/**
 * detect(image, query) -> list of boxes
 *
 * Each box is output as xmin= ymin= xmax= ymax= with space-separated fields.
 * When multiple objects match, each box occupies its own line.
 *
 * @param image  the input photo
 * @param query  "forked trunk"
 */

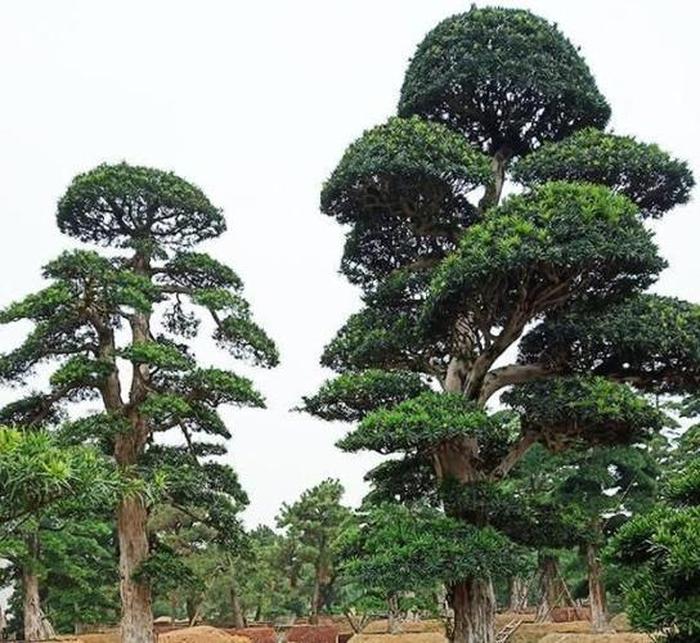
xmin=587 ymin=542 xmax=609 ymax=632
xmin=23 ymin=532 xmax=55 ymax=642
xmin=508 ymin=575 xmax=529 ymax=612
xmin=449 ymin=577 xmax=496 ymax=643
xmin=117 ymin=495 xmax=153 ymax=643
xmin=387 ymin=594 xmax=401 ymax=634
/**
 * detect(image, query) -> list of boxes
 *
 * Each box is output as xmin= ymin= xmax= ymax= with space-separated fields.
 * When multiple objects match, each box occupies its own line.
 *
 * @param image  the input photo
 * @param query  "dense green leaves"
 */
xmin=399 ymin=7 xmax=610 ymax=155
xmin=503 ymin=377 xmax=667 ymax=450
xmin=321 ymin=117 xmax=490 ymax=287
xmin=301 ymin=370 xmax=427 ymax=422
xmin=339 ymin=391 xmax=496 ymax=454
xmin=341 ymin=504 xmax=521 ymax=591
xmin=512 ymin=128 xmax=694 ymax=218
xmin=0 ymin=427 xmax=115 ymax=526
xmin=424 ymin=182 xmax=664 ymax=331
xmin=57 ymin=163 xmax=225 ymax=248
xmin=520 ymin=294 xmax=700 ymax=394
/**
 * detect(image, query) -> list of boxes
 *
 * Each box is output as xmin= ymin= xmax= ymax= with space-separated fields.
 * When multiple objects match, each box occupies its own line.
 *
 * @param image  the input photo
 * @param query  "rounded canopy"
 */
xmin=399 ymin=7 xmax=610 ymax=156
xmin=57 ymin=162 xmax=225 ymax=249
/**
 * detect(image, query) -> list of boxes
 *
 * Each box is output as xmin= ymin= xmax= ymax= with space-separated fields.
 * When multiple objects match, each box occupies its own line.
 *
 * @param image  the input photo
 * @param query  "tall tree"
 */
xmin=276 ymin=479 xmax=353 ymax=623
xmin=304 ymin=7 xmax=696 ymax=642
xmin=0 ymin=163 xmax=278 ymax=643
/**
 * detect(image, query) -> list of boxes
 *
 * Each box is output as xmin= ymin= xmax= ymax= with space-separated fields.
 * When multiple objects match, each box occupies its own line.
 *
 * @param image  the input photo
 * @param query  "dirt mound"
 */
xmin=538 ymin=634 xmax=651 ymax=643
xmin=160 ymin=626 xmax=251 ymax=643
xmin=225 ymin=626 xmax=275 ymax=643
xmin=361 ymin=620 xmax=445 ymax=635
xmin=76 ymin=631 xmax=120 ymax=643
xmin=508 ymin=621 xmax=590 ymax=643
xmin=349 ymin=634 xmax=446 ymax=643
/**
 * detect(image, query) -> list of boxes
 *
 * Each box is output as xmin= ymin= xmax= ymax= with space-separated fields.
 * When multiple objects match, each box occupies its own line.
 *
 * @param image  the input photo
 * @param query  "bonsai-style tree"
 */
xmin=0 ymin=163 xmax=278 ymax=643
xmin=276 ymin=479 xmax=353 ymax=623
xmin=303 ymin=7 xmax=697 ymax=642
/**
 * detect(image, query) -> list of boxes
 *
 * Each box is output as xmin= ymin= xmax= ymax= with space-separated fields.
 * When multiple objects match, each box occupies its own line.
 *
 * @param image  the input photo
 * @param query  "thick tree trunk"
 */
xmin=310 ymin=577 xmax=321 ymax=625
xmin=508 ymin=575 xmax=528 ymax=613
xmin=23 ymin=532 xmax=54 ymax=642
xmin=117 ymin=495 xmax=153 ymax=643
xmin=587 ymin=542 xmax=609 ymax=632
xmin=449 ymin=577 xmax=496 ymax=643
xmin=230 ymin=583 xmax=245 ymax=628
xmin=535 ymin=554 xmax=565 ymax=623
xmin=23 ymin=569 xmax=44 ymax=641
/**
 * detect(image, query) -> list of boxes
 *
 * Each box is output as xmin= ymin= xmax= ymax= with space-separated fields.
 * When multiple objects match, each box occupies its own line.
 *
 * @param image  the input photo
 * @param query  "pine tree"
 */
xmin=0 ymin=163 xmax=278 ymax=643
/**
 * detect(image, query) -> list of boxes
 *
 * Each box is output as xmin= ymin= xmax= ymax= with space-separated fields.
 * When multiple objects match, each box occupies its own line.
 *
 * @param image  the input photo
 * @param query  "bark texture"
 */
xmin=449 ymin=578 xmax=496 ymax=643
xmin=535 ymin=554 xmax=566 ymax=623
xmin=587 ymin=542 xmax=609 ymax=632
xmin=508 ymin=575 xmax=529 ymax=612
xmin=22 ymin=533 xmax=55 ymax=642
xmin=117 ymin=495 xmax=153 ymax=643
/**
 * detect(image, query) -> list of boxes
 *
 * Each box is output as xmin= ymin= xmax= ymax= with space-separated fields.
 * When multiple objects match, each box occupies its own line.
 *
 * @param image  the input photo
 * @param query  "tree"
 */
xmin=0 ymin=427 xmax=117 ymax=641
xmin=338 ymin=503 xmax=520 ymax=634
xmin=609 ymin=431 xmax=700 ymax=642
xmin=0 ymin=163 xmax=278 ymax=643
xmin=304 ymin=7 xmax=696 ymax=642
xmin=276 ymin=480 xmax=353 ymax=623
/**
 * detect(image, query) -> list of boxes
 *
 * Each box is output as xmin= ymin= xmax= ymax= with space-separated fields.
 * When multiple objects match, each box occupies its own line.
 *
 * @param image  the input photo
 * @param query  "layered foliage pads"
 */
xmin=339 ymin=391 xmax=510 ymax=468
xmin=0 ymin=162 xmax=278 ymax=640
xmin=520 ymin=294 xmax=700 ymax=395
xmin=321 ymin=117 xmax=490 ymax=286
xmin=512 ymin=128 xmax=694 ymax=218
xmin=424 ymin=182 xmax=664 ymax=336
xmin=57 ymin=163 xmax=225 ymax=248
xmin=300 ymin=369 xmax=428 ymax=422
xmin=340 ymin=504 xmax=521 ymax=596
xmin=399 ymin=7 xmax=610 ymax=155
xmin=321 ymin=270 xmax=448 ymax=376
xmin=503 ymin=377 xmax=667 ymax=451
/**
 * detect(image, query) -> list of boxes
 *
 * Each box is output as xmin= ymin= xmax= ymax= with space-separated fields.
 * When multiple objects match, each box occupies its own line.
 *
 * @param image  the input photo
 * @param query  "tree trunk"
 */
xmin=23 ymin=569 xmax=44 ymax=642
xmin=310 ymin=576 xmax=321 ymax=625
xmin=117 ymin=495 xmax=153 ymax=643
xmin=535 ymin=554 xmax=565 ymax=623
xmin=587 ymin=542 xmax=609 ymax=632
xmin=508 ymin=575 xmax=528 ymax=612
xmin=230 ymin=583 xmax=245 ymax=628
xmin=387 ymin=594 xmax=401 ymax=634
xmin=449 ymin=577 xmax=495 ymax=643
xmin=23 ymin=532 xmax=55 ymax=642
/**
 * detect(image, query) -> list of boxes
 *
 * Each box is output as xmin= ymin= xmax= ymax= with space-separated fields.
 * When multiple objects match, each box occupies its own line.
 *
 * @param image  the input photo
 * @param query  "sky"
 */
xmin=0 ymin=0 xmax=698 ymax=529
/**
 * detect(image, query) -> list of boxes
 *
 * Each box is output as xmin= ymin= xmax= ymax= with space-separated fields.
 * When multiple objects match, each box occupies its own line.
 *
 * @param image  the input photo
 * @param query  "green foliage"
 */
xmin=339 ymin=391 xmax=499 ymax=454
xmin=520 ymin=294 xmax=700 ymax=395
xmin=424 ymin=182 xmax=664 ymax=331
xmin=322 ymin=115 xmax=490 ymax=223
xmin=610 ymin=504 xmax=700 ymax=640
xmin=340 ymin=504 xmax=522 ymax=593
xmin=301 ymin=370 xmax=428 ymax=422
xmin=321 ymin=117 xmax=490 ymax=287
xmin=503 ymin=377 xmax=667 ymax=450
xmin=0 ymin=427 xmax=116 ymax=526
xmin=57 ymin=162 xmax=225 ymax=248
xmin=512 ymin=128 xmax=694 ymax=218
xmin=399 ymin=7 xmax=610 ymax=154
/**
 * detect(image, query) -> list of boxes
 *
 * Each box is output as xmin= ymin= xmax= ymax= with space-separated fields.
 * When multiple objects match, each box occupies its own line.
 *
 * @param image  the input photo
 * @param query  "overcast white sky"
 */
xmin=0 ymin=0 xmax=698 ymax=528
